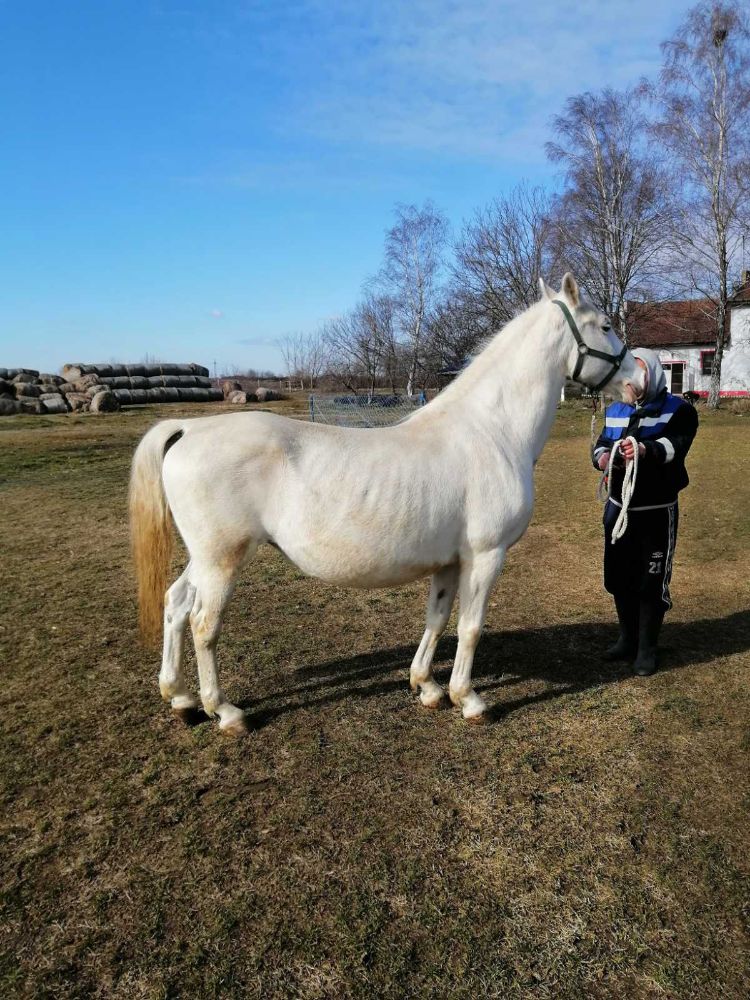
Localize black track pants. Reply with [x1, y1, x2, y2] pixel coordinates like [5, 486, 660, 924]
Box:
[603, 501, 678, 611]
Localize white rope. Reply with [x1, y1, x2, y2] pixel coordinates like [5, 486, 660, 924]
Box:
[598, 436, 639, 543]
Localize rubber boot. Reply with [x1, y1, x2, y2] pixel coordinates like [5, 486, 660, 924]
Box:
[604, 593, 639, 661]
[633, 599, 666, 676]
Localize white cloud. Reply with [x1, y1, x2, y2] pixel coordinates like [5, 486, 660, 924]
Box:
[216, 0, 684, 164]
[210, 308, 224, 318]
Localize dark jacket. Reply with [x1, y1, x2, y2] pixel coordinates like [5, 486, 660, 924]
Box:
[593, 391, 699, 507]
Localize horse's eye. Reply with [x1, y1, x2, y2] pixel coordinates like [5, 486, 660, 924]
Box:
[602, 324, 611, 332]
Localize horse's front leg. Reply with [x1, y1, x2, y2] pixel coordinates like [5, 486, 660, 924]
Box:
[410, 564, 459, 708]
[449, 547, 506, 721]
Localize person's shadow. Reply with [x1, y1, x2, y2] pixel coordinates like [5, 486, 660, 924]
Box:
[237, 609, 750, 728]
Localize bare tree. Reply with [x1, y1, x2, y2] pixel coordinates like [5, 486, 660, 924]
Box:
[647, 2, 750, 407]
[454, 184, 560, 329]
[380, 202, 449, 395]
[323, 293, 393, 397]
[277, 331, 327, 390]
[421, 290, 487, 380]
[546, 87, 669, 342]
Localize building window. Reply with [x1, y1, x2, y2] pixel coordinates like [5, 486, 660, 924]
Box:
[701, 350, 715, 375]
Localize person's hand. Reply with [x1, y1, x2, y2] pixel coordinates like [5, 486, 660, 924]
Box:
[620, 439, 646, 462]
[597, 451, 611, 471]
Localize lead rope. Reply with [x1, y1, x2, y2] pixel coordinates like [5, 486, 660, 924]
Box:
[598, 436, 639, 543]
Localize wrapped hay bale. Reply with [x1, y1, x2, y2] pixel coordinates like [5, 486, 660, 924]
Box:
[14, 382, 41, 397]
[147, 375, 187, 388]
[13, 372, 39, 384]
[40, 394, 70, 414]
[0, 378, 12, 395]
[125, 364, 146, 377]
[0, 398, 21, 415]
[38, 382, 61, 394]
[162, 387, 180, 402]
[195, 376, 212, 388]
[145, 388, 168, 402]
[18, 398, 43, 413]
[222, 380, 242, 397]
[65, 392, 90, 412]
[208, 388, 223, 402]
[255, 386, 286, 402]
[90, 391, 120, 413]
[39, 374, 64, 385]
[226, 390, 247, 404]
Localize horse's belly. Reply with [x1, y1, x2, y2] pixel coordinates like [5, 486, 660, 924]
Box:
[271, 526, 456, 589]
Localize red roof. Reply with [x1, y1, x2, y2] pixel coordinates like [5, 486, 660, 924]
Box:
[626, 300, 716, 347]
[626, 278, 750, 348]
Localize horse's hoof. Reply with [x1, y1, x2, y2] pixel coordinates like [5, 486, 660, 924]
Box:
[461, 693, 488, 722]
[419, 682, 445, 709]
[219, 710, 250, 737]
[220, 718, 250, 737]
[465, 711, 487, 725]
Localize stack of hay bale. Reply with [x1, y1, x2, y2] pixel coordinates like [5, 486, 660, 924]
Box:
[0, 368, 80, 415]
[0, 361, 224, 416]
[62, 363, 223, 406]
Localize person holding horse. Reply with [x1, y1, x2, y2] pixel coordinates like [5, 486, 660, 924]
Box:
[593, 349, 699, 676]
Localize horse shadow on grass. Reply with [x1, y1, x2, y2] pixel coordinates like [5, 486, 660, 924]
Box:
[237, 609, 750, 729]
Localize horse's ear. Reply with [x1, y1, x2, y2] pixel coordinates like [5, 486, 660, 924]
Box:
[561, 272, 580, 307]
[538, 277, 555, 301]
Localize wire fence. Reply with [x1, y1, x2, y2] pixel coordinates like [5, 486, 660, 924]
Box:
[308, 393, 427, 428]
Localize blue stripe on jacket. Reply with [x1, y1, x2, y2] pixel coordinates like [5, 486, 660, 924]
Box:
[601, 393, 683, 442]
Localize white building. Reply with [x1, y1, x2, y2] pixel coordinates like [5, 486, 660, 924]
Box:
[628, 275, 750, 397]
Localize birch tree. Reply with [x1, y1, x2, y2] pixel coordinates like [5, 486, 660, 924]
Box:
[648, 2, 750, 408]
[380, 202, 448, 396]
[546, 87, 669, 342]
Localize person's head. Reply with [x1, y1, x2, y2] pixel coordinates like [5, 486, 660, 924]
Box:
[631, 348, 667, 403]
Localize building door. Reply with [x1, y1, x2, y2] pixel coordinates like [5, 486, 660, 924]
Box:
[662, 362, 685, 394]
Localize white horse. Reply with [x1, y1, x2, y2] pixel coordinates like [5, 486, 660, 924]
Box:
[130, 274, 645, 734]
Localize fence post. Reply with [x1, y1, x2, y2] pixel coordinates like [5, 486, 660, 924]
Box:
[309, 395, 315, 422]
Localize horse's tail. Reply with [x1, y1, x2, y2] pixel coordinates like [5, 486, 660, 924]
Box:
[129, 419, 185, 648]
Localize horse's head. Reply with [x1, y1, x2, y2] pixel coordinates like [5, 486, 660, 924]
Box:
[540, 273, 646, 404]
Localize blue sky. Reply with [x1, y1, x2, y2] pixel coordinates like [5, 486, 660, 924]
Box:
[1, 0, 688, 375]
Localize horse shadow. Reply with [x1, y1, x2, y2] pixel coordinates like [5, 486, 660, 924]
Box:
[237, 609, 750, 728]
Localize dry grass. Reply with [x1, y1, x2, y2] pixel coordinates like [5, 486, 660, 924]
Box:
[1, 400, 749, 999]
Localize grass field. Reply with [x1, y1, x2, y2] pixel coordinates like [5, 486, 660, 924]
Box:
[1, 399, 749, 999]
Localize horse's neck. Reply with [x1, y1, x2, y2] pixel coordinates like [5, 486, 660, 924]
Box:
[439, 307, 567, 462]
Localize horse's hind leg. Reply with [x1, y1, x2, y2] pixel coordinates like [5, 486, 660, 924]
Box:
[189, 548, 254, 736]
[159, 565, 199, 718]
[410, 564, 459, 709]
[449, 547, 506, 721]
